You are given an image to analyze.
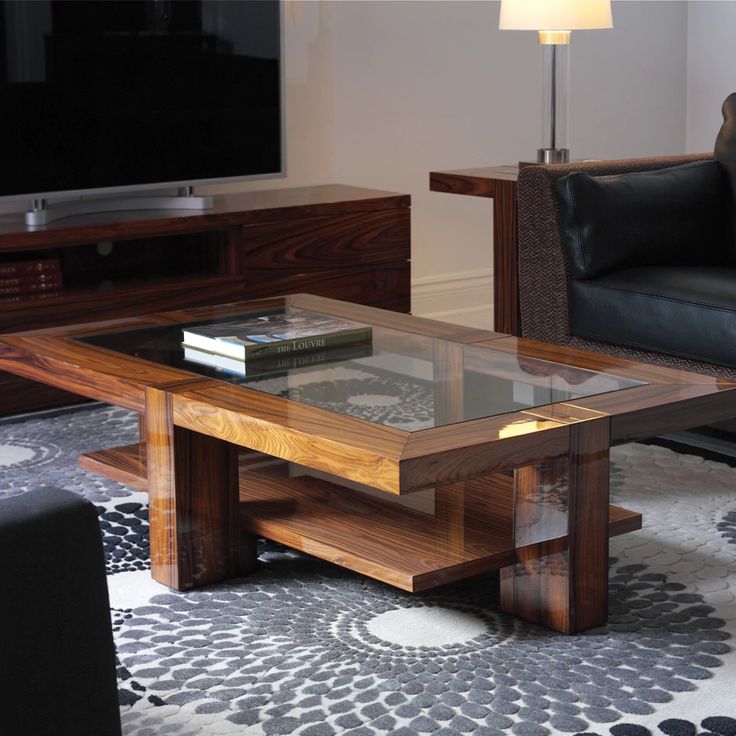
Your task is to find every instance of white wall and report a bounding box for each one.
[330,0,688,327]
[572,2,687,159]
[686,1,736,153]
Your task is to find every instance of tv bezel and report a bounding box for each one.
[0,0,286,207]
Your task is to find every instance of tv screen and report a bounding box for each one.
[0,0,282,199]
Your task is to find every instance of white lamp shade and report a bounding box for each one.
[499,0,612,31]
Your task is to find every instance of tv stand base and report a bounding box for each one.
[25,192,214,227]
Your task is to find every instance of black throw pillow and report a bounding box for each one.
[555,160,732,280]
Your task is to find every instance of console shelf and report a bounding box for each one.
[80,443,642,592]
[0,184,410,414]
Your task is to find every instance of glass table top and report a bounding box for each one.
[78,306,645,431]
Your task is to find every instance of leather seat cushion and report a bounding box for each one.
[569,266,736,367]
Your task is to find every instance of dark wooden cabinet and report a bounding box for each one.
[0,184,411,414]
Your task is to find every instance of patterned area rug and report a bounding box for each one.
[1,404,735,736]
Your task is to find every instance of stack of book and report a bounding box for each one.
[0,258,63,302]
[181,310,373,377]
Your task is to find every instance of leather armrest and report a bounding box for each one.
[516,153,714,344]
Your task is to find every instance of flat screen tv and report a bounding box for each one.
[0,0,282,206]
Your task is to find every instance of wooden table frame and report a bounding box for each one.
[429,166,519,335]
[2,294,736,634]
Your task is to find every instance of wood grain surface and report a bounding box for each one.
[0,335,200,412]
[0,186,411,415]
[491,179,519,335]
[145,387,255,590]
[80,443,148,492]
[241,209,409,270]
[170,386,407,494]
[8,293,734,631]
[429,167,518,197]
[242,264,410,313]
[78,442,640,592]
[429,166,520,334]
[0,276,245,334]
[400,415,571,489]
[479,336,728,384]
[500,419,611,633]
[572,383,736,443]
[238,456,637,592]
[0,185,409,251]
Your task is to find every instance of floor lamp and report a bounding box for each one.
[499,0,613,164]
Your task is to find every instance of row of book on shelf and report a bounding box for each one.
[181,309,373,377]
[0,258,63,302]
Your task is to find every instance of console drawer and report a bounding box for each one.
[241,209,410,270]
[243,263,410,312]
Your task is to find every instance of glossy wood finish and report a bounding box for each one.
[430,166,519,335]
[429,166,518,197]
[500,419,611,633]
[4,294,736,483]
[3,294,735,626]
[0,185,409,250]
[0,334,198,412]
[0,185,411,414]
[80,443,148,493]
[0,370,84,415]
[145,387,256,590]
[242,264,410,313]
[170,384,408,494]
[575,384,736,445]
[477,336,724,384]
[400,417,572,491]
[78,442,641,593]
[241,209,409,270]
[0,276,244,334]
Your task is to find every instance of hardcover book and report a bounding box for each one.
[182,310,372,361]
[0,258,61,277]
[0,273,63,288]
[183,342,373,377]
[0,277,63,296]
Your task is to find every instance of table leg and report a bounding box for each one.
[138,413,147,451]
[145,387,256,590]
[500,419,610,633]
[492,179,520,335]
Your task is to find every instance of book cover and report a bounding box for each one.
[0,277,63,295]
[182,310,372,361]
[182,342,373,377]
[0,258,61,277]
[0,273,63,288]
[0,291,63,304]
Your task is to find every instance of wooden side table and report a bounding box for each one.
[429,166,519,335]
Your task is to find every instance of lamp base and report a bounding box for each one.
[537,148,570,164]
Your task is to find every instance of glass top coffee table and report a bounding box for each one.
[2,294,735,633]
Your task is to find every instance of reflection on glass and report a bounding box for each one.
[78,305,645,430]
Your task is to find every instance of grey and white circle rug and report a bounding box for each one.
[1,404,735,736]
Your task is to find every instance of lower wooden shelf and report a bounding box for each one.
[80,443,642,592]
[80,444,148,492]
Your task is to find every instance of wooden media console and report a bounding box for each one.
[0,184,410,414]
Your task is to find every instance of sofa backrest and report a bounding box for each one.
[715,93,736,203]
[555,160,732,280]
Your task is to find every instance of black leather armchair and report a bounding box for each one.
[0,487,122,736]
[517,93,736,378]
